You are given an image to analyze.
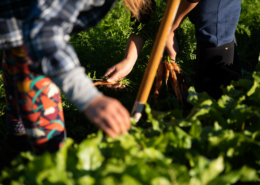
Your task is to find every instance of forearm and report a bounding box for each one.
[22,0,102,111]
[165,0,199,60]
[166,32,179,60]
[171,0,199,32]
[52,67,102,112]
[123,34,145,63]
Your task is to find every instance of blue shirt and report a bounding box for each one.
[188,0,242,47]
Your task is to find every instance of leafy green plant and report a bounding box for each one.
[1,0,260,183]
[3,60,260,184]
[236,0,260,73]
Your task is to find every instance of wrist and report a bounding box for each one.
[123,57,136,67]
[168,54,177,61]
[83,94,104,112]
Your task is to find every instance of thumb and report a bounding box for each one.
[104,67,115,78]
[107,72,120,82]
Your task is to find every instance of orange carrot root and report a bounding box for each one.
[176,70,189,93]
[164,60,172,86]
[172,62,181,73]
[170,67,182,104]
[93,81,118,86]
[153,59,189,105]
[154,61,165,104]
[169,73,180,102]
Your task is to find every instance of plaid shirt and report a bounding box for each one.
[0,0,115,77]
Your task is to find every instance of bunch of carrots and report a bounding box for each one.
[154,57,188,105]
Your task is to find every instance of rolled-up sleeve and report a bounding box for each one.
[22,0,104,111]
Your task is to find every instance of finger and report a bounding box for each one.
[113,84,126,89]
[97,119,117,138]
[118,106,131,131]
[104,67,115,77]
[107,83,120,88]
[107,72,120,82]
[112,108,127,134]
[106,83,125,89]
[103,113,121,135]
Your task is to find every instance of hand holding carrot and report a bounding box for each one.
[84,95,131,138]
[104,58,135,88]
[103,34,145,89]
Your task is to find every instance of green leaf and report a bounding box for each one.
[77,130,104,170]
[200,156,224,184]
[56,138,73,170]
[145,104,162,131]
[209,170,241,184]
[77,175,95,185]
[151,177,171,185]
[217,95,236,114]
[252,71,260,83]
[247,80,258,96]
[139,148,165,161]
[239,166,258,182]
[114,133,138,150]
[100,158,126,176]
[97,176,119,185]
[189,120,202,138]
[121,175,142,185]
[232,79,253,90]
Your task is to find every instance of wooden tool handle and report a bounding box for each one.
[131,0,181,122]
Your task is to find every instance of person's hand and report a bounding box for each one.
[84,95,131,138]
[165,31,179,61]
[103,58,135,88]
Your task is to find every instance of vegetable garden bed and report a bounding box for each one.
[0,0,260,184]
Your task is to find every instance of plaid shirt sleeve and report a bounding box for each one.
[22,0,115,77]
[0,0,33,49]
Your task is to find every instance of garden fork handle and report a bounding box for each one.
[131,0,181,122]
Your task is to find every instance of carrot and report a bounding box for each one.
[172,62,181,74]
[172,62,189,100]
[93,81,118,86]
[177,73,187,101]
[170,63,182,104]
[164,60,172,86]
[154,61,165,104]
[178,73,189,93]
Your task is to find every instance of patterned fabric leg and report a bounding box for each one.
[3,46,66,154]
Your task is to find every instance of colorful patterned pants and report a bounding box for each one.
[2,46,66,153]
